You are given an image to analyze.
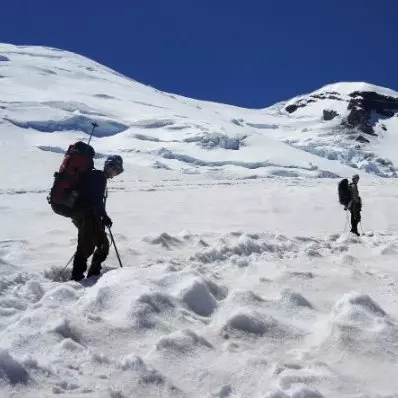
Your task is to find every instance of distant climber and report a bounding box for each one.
[346,174,362,236]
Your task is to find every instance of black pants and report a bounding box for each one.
[71,212,109,280]
[350,203,361,235]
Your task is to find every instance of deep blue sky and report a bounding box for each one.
[1,0,397,108]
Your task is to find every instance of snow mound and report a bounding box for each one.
[211,384,234,398]
[227,290,265,306]
[156,329,213,354]
[278,289,313,309]
[118,354,168,385]
[45,317,82,344]
[192,234,298,264]
[41,285,78,306]
[334,292,386,317]
[59,337,85,352]
[378,242,398,255]
[222,311,294,339]
[17,280,45,303]
[43,266,72,282]
[176,276,218,316]
[318,292,398,358]
[147,232,183,249]
[119,354,145,371]
[130,291,177,330]
[282,271,315,281]
[339,254,360,265]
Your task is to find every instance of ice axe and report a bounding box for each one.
[87,122,98,146]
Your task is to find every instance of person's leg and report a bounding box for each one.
[350,205,360,236]
[87,222,110,277]
[71,214,96,281]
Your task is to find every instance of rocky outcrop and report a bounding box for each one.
[356,135,370,143]
[311,91,343,101]
[345,106,375,135]
[349,91,398,112]
[285,91,345,113]
[285,89,398,138]
[345,91,398,135]
[323,109,339,121]
[285,104,300,113]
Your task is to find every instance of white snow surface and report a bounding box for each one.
[1,44,398,397]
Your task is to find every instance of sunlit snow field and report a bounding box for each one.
[1,44,398,397]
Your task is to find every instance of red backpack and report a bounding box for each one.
[48,141,95,218]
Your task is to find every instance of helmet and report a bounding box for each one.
[352,174,359,181]
[104,155,124,174]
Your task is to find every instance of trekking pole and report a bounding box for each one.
[107,226,123,268]
[87,122,98,146]
[56,254,74,281]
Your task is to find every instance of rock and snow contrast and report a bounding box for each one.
[1,43,398,397]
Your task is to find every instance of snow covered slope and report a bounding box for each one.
[233,82,398,177]
[2,44,398,398]
[1,43,398,191]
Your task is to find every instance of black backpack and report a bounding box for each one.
[338,178,351,207]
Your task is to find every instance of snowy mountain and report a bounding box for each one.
[1,43,398,191]
[1,44,398,398]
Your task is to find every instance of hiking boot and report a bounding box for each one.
[70,273,85,282]
[71,255,87,281]
[87,263,102,278]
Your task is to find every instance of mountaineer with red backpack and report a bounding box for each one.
[69,155,124,281]
[48,123,124,280]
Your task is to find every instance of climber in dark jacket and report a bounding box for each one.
[347,174,362,236]
[70,155,124,281]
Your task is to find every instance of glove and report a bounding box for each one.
[103,214,113,228]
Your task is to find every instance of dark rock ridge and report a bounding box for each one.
[346,91,398,135]
[285,88,398,137]
[285,91,344,114]
[323,109,339,121]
